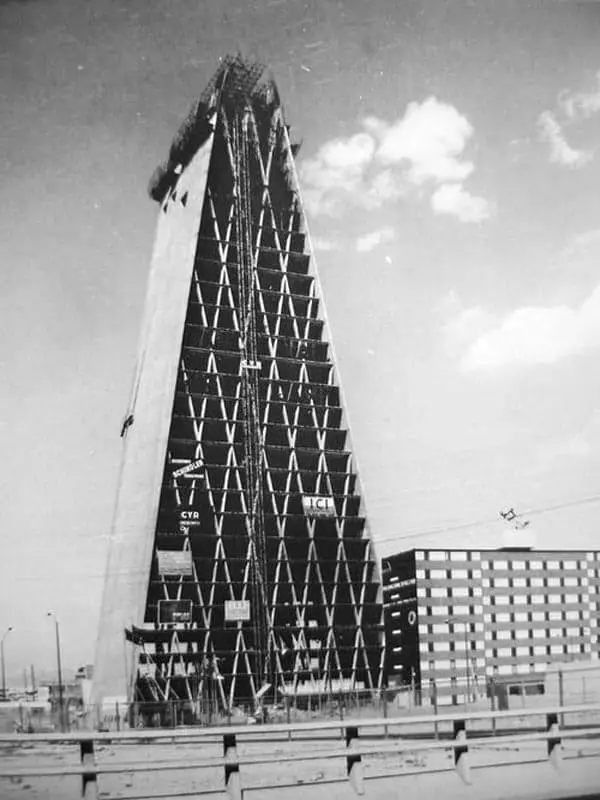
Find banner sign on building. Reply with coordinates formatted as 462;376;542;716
158;599;193;625
157;549;193;576
281;678;355;696
172;459;204;479
241;359;261;371
302;495;336;517
224;600;251;622
179;510;202;528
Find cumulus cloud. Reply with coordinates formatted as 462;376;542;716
364;169;407;205
448;284;600;371
539;72;600;168
301;133;375;183
300;132;376;216
364;98;474;183
299;97;488;221
355;226;396;253
558;71;600;121
538;111;591;168
310;236;340;252
442;302;495;358
431;183;491;223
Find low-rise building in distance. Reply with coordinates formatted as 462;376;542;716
383;548;600;706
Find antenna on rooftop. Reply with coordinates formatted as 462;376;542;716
499;506;535;550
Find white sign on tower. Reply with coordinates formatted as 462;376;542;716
172;459;205;479
224;600;251;622
157;550;194;576
302;496;336;517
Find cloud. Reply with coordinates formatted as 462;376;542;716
355;226;396;253
310;236;340;252
364;98;474;183
300;133;376;216
538;111;591;168
449;284;600;371
558;71;600;121
364;169;407;205
431;183;491;223
299;97;488;219
442;300;495;358
307;133;375;176
538;72;600;168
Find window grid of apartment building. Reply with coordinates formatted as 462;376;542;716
383;549;600;701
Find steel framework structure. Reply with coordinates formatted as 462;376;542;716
98;56;384;710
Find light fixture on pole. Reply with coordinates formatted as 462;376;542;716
47;612;65;731
1;627;15;702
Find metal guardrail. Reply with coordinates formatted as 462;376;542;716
1;703;599;799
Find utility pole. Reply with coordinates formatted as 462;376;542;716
47;612;65;731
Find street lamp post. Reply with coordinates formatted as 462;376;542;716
47;612;64;731
1;627;14;701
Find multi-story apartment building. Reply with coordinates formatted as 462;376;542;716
383;548;600;704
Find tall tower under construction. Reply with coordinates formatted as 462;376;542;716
94;56;384;712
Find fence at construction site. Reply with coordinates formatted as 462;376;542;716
2;663;599;734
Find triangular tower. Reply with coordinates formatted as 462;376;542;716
93;56;384;713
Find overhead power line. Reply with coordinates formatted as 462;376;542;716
375;493;600;545
6;496;600;583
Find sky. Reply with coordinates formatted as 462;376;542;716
1;0;600;679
